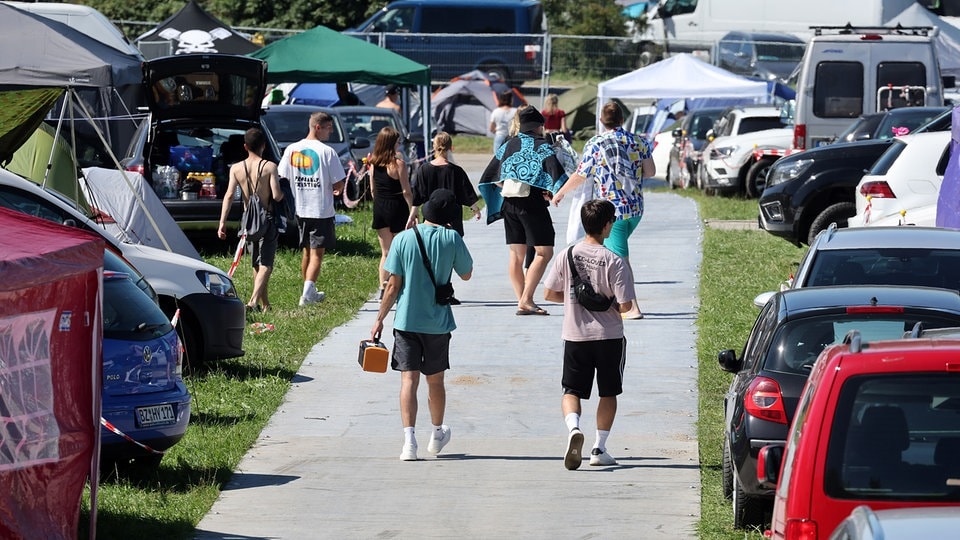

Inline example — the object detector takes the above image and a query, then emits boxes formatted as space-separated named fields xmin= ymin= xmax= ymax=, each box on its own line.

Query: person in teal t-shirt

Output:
xmin=371 ymin=189 xmax=474 ymax=462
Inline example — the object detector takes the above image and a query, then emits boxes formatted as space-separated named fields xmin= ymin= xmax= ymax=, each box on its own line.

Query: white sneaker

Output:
xmin=399 ymin=442 xmax=418 ymax=461
xmin=427 ymin=426 xmax=451 ymax=455
xmin=298 ymin=290 xmax=326 ymax=306
xmin=564 ymin=428 xmax=584 ymax=470
xmin=589 ymin=448 xmax=618 ymax=466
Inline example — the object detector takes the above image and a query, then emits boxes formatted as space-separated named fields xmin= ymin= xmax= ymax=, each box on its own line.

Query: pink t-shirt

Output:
xmin=543 ymin=242 xmax=636 ymax=342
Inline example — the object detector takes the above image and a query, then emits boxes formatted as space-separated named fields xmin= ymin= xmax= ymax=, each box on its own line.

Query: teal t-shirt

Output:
xmin=385 ymin=224 xmax=473 ymax=334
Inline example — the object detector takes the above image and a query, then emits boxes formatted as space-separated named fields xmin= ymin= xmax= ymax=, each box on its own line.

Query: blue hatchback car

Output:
xmin=100 ymin=269 xmax=191 ymax=467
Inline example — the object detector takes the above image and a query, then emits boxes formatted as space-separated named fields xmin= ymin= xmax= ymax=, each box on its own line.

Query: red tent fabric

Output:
xmin=0 ymin=206 xmax=103 ymax=540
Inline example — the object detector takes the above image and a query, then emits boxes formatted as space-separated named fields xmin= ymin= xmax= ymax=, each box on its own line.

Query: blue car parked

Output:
xmin=100 ymin=268 xmax=191 ymax=468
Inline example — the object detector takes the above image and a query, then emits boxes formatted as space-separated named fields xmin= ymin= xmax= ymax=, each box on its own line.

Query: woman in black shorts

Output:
xmin=370 ymin=126 xmax=412 ymax=295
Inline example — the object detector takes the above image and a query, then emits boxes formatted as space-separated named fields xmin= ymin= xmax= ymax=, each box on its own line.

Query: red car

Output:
xmin=760 ymin=330 xmax=960 ymax=539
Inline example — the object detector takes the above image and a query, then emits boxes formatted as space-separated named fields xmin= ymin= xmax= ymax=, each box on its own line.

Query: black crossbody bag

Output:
xmin=413 ymin=226 xmax=460 ymax=305
xmin=567 ymin=246 xmax=615 ymax=312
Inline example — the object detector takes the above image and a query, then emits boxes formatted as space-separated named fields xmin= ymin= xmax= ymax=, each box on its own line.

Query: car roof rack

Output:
xmin=909 ymin=326 xmax=960 ymax=339
xmin=810 ymin=24 xmax=935 ymax=37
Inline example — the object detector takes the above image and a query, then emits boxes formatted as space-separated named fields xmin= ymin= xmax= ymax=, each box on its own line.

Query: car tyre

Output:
xmin=745 ymin=158 xmax=775 ymax=198
xmin=732 ymin=466 xmax=766 ymax=529
xmin=806 ymin=202 xmax=856 ymax=246
xmin=722 ymin=439 xmax=734 ymax=500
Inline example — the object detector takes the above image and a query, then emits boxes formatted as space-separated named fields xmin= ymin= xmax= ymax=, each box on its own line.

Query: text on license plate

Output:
xmin=136 ymin=404 xmax=175 ymax=427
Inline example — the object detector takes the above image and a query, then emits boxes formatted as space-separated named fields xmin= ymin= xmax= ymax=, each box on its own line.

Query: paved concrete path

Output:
xmin=196 ymin=156 xmax=704 ymax=539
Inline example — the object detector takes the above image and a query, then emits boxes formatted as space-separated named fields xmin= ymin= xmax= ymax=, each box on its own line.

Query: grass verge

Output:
xmin=79 ymin=185 xmax=806 ymax=539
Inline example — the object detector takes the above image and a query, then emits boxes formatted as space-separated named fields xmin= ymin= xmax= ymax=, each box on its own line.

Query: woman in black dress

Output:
xmin=370 ymin=126 xmax=412 ymax=295
xmin=407 ymin=131 xmax=481 ymax=236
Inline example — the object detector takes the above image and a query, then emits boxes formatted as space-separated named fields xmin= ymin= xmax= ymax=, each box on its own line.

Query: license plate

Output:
xmin=136 ymin=404 xmax=175 ymax=427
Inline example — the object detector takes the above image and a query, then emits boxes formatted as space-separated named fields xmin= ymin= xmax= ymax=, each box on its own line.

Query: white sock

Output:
xmin=404 ymin=426 xmax=416 ymax=445
xmin=302 ymin=281 xmax=315 ymax=296
xmin=595 ymin=430 xmax=610 ymax=452
xmin=433 ymin=424 xmax=444 ymax=439
xmin=564 ymin=413 xmax=580 ymax=432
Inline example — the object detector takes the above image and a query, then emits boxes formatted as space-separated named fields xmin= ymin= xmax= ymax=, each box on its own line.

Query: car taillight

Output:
xmin=785 ymin=518 xmax=817 ymax=539
xmin=793 ymin=125 xmax=806 ymax=151
xmin=745 ymin=377 xmax=788 ymax=424
xmin=524 ymin=44 xmax=540 ymax=61
xmin=859 ymin=181 xmax=896 ymax=199
xmin=126 ymin=164 xmax=145 ymax=176
xmin=846 ymin=305 xmax=904 ymax=314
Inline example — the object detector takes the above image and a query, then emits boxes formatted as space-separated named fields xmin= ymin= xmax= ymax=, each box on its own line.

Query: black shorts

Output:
xmin=502 ymin=198 xmax=555 ymax=247
xmin=371 ymin=198 xmax=408 ymax=233
xmin=561 ymin=337 xmax=625 ymax=399
xmin=297 ymin=217 xmax=336 ymax=250
xmin=249 ymin=218 xmax=278 ymax=268
xmin=391 ymin=330 xmax=451 ymax=375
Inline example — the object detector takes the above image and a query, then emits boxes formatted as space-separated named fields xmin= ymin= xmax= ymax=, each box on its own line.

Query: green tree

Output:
xmin=543 ymin=0 xmax=641 ymax=77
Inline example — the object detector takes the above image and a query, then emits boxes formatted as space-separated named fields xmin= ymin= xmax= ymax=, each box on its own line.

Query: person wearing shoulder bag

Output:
xmin=371 ymin=189 xmax=474 ymax=461
xmin=218 ymin=127 xmax=284 ymax=312
xmin=542 ymin=199 xmax=637 ymax=470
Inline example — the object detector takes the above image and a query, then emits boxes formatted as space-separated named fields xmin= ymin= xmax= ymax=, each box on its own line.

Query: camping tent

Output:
xmin=597 ymin=53 xmax=771 ymax=107
xmin=0 ymin=3 xmax=145 ymax=155
xmin=135 ymin=0 xmax=260 ymax=60
xmin=0 ymin=206 xmax=102 ymax=540
xmin=432 ymin=70 xmax=526 ymax=136
xmin=250 ymin=25 xmax=433 ymax=153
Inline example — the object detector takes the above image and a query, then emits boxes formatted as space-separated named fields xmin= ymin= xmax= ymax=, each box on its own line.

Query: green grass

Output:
xmin=79 ymin=193 xmax=808 ymax=539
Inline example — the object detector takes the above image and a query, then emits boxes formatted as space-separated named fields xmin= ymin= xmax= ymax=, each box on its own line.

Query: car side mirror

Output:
xmin=757 ymin=444 xmax=784 ymax=488
xmin=351 ymin=138 xmax=371 ymax=149
xmin=718 ymin=349 xmax=742 ymax=373
xmin=753 ymin=291 xmax=774 ymax=308
xmin=706 ymin=129 xmax=715 ymax=141
xmin=672 ymin=128 xmax=683 ymax=138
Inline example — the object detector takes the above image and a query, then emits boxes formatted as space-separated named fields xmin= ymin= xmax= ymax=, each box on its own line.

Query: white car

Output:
xmin=0 ymin=169 xmax=245 ymax=365
xmin=830 ymin=505 xmax=960 ymax=540
xmin=848 ymin=131 xmax=950 ymax=228
xmin=698 ymin=105 xmax=787 ymax=196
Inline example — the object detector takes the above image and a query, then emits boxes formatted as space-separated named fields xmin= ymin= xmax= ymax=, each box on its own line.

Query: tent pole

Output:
xmin=69 ymin=88 xmax=175 ymax=254
xmin=43 ymin=91 xmax=71 ymax=191
xmin=421 ymin=84 xmax=431 ymax=164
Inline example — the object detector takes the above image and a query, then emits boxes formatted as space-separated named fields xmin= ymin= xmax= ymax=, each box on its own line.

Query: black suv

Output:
xmin=122 ymin=54 xmax=281 ymax=232
xmin=758 ymin=109 xmax=950 ymax=246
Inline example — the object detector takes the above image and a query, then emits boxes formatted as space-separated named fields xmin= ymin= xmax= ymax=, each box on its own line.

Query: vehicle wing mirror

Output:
xmin=706 ymin=129 xmax=715 ymax=141
xmin=672 ymin=128 xmax=683 ymax=138
xmin=757 ymin=444 xmax=784 ymax=488
xmin=753 ymin=291 xmax=774 ymax=309
xmin=352 ymin=138 xmax=371 ymax=149
xmin=717 ymin=349 xmax=741 ymax=373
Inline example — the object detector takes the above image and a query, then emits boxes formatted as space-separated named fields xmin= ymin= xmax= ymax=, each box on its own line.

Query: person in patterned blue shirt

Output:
xmin=553 ymin=101 xmax=655 ymax=320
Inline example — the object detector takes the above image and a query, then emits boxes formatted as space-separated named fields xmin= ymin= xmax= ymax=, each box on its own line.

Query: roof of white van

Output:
xmin=2 ymin=1 xmax=142 ymax=57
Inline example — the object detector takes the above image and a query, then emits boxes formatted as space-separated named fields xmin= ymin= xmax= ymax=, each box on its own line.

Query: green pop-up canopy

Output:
xmin=250 ymin=25 xmax=431 ymax=86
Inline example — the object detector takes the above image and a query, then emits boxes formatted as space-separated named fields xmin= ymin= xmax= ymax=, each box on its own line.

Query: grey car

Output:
xmin=261 ymin=103 xmax=370 ymax=173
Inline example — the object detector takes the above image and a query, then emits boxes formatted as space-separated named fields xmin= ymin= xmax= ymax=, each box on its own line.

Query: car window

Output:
xmin=777 ymin=368 xmax=818 ymax=498
xmin=263 ymin=112 xmax=345 ymax=144
xmin=814 ymin=62 xmax=864 ymax=118
xmin=824 ymin=373 xmax=960 ymax=500
xmin=876 ymin=62 xmax=928 ymax=109
xmin=422 ymin=7 xmax=515 ymax=33
xmin=867 ymin=139 xmax=907 ymax=175
xmin=756 ymin=42 xmax=804 ymax=62
xmin=0 ymin=185 xmax=79 ymax=225
xmin=741 ymin=300 xmax=777 ymax=372
xmin=767 ymin=315 xmax=960 ymax=374
xmin=340 ymin=113 xmax=400 ymax=142
xmin=369 ymin=7 xmax=415 ymax=33
xmin=738 ymin=117 xmax=786 ymax=134
xmin=805 ymin=248 xmax=960 ymax=290
xmin=875 ymin=110 xmax=945 ymax=140
xmin=102 ymin=272 xmax=173 ymax=341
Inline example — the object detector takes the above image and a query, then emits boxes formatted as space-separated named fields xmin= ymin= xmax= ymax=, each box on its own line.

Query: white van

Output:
xmin=2 ymin=1 xmax=141 ymax=56
xmin=635 ymin=0 xmax=923 ymax=65
xmin=792 ymin=25 xmax=944 ymax=150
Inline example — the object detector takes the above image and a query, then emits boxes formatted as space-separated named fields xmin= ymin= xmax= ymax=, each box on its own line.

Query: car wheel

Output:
xmin=174 ymin=304 xmax=203 ymax=371
xmin=722 ymin=439 xmax=734 ymax=500
xmin=480 ymin=63 xmax=510 ymax=85
xmin=133 ymin=454 xmax=164 ymax=469
xmin=680 ymin=159 xmax=695 ymax=189
xmin=732 ymin=466 xmax=767 ymax=529
xmin=638 ymin=42 xmax=659 ymax=67
xmin=745 ymin=158 xmax=775 ymax=198
xmin=666 ymin=163 xmax=677 ymax=189
xmin=806 ymin=202 xmax=857 ymax=246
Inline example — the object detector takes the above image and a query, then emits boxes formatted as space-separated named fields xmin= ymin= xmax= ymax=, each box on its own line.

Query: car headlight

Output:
xmin=767 ymin=158 xmax=814 ymax=187
xmin=714 ymin=145 xmax=739 ymax=158
xmin=198 ymin=270 xmax=238 ymax=298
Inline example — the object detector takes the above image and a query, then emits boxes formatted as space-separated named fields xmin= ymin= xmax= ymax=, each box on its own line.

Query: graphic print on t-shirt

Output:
xmin=289 ymin=148 xmax=321 ymax=176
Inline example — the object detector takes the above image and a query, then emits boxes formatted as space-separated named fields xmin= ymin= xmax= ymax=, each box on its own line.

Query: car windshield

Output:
xmin=765 ymin=314 xmax=960 ymax=374
xmin=338 ymin=113 xmax=400 ymax=142
xmin=875 ymin=110 xmax=946 ymax=140
xmin=824 ymin=374 xmax=960 ymax=501
xmin=805 ymin=248 xmax=960 ymax=290
xmin=262 ymin=112 xmax=345 ymax=144
xmin=103 ymin=273 xmax=173 ymax=341
xmin=755 ymin=42 xmax=805 ymax=62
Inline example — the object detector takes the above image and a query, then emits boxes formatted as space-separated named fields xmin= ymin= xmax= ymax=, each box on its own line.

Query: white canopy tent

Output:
xmin=596 ymin=53 xmax=772 ymax=129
